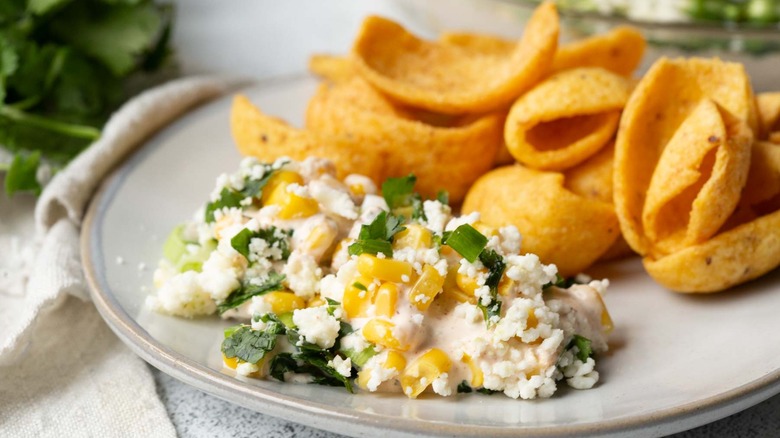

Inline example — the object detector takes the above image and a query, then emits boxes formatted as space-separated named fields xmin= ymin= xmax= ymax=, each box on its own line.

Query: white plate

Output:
xmin=82 ymin=75 xmax=780 ymax=438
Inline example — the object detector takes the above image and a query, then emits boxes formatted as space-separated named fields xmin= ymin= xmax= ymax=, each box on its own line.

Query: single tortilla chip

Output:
xmin=231 ymin=94 xmax=386 ymax=181
xmin=614 ymin=57 xmax=758 ymax=256
xmin=642 ymin=99 xmax=752 ymax=255
xmin=351 ymin=2 xmax=558 ymax=114
xmin=305 ymin=78 xmax=503 ymax=202
xmin=309 ymin=54 xmax=355 ymax=83
xmin=644 ymin=208 xmax=780 ymax=293
xmin=462 ymin=165 xmax=619 ymax=277
xmin=564 ymin=141 xmax=615 ymax=204
xmin=552 ymin=26 xmax=646 ymax=77
xmin=505 ymin=67 xmax=630 ymax=171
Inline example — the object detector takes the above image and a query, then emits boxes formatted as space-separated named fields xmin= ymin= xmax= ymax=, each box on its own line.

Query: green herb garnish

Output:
xmin=348 ymin=210 xmax=405 ymax=257
xmin=457 ymin=381 xmax=473 ymax=393
xmin=442 ymin=223 xmax=488 ymax=263
xmin=1 ymin=0 xmax=173 ymax=196
xmin=230 ymin=226 xmax=292 ymax=261
xmin=569 ymin=334 xmax=593 ymax=362
xmin=221 ymin=322 xmax=284 ymax=364
xmin=477 ymin=249 xmax=506 ymax=323
xmin=217 ymin=272 xmax=286 ymax=314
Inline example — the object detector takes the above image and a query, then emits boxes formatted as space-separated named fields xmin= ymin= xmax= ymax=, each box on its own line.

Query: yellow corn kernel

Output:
xmin=441 ymin=267 xmax=476 ymax=304
xmin=357 ymin=350 xmax=408 ymax=390
xmin=343 ymin=276 xmax=374 ymax=318
xmin=392 ymin=225 xmax=433 ymax=251
xmin=409 ymin=264 xmax=445 ymax=311
xmin=268 ymin=189 xmax=319 ymax=220
xmin=400 ymin=348 xmax=452 ymax=398
xmin=440 ymin=244 xmax=457 ymax=258
xmin=261 ymin=170 xmax=304 ymax=204
xmin=473 ymin=221 xmax=498 ymax=237
xmin=222 ymin=353 xmax=239 ymax=370
xmin=307 ymin=296 xmax=326 ymax=308
xmin=357 ymin=254 xmax=413 ymax=283
xmin=527 ymin=309 xmax=539 ymax=329
xmin=355 ymin=350 xmax=406 ymax=389
xmin=595 ymin=293 xmax=614 ymax=333
xmin=374 ymin=282 xmax=398 ymax=318
xmin=393 ymin=206 xmax=415 ymax=219
xmin=461 ymin=354 xmax=483 ymax=388
xmin=349 ymin=183 xmax=366 ymax=196
xmin=497 ymin=275 xmax=515 ymax=297
xmin=362 ymin=318 xmax=408 ymax=351
xmin=222 ymin=353 xmax=263 ymax=377
xmin=303 ymin=221 xmax=337 ymax=253
xmin=384 ymin=350 xmax=407 ymax=372
xmin=263 ymin=291 xmax=306 ymax=314
xmin=356 ymin=369 xmax=372 ymax=390
xmin=456 ymin=271 xmax=482 ymax=296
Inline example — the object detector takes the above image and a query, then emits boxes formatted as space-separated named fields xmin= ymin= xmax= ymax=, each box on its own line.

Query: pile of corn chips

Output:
xmin=230 ymin=1 xmax=780 ymax=293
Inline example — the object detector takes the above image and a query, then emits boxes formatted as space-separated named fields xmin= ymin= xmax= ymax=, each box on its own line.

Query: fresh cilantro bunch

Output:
xmin=0 ymin=0 xmax=173 ymax=196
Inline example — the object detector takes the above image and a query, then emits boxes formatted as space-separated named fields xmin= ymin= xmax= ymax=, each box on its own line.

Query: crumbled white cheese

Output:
xmin=445 ymin=211 xmax=480 ymax=232
xmin=148 ymin=271 xmax=216 ymax=317
xmin=328 ymin=355 xmax=353 ymax=377
xmin=309 ymin=179 xmax=358 ymax=220
xmin=431 ymin=373 xmax=452 ymax=396
xmin=283 ymin=251 xmax=322 ymax=299
xmin=505 ymin=254 xmax=557 ymax=296
xmin=235 ymin=361 xmax=261 ymax=377
xmin=292 ymin=306 xmax=341 ymax=349
xmin=422 ymin=200 xmax=451 ymax=235
xmin=199 ymin=251 xmax=241 ymax=302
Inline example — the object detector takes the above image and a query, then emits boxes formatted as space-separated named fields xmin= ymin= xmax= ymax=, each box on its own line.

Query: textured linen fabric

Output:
xmin=0 ymin=76 xmax=234 ymax=436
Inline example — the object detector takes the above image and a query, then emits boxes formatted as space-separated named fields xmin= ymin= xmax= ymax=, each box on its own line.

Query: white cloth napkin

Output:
xmin=0 ymin=76 xmax=235 ymax=436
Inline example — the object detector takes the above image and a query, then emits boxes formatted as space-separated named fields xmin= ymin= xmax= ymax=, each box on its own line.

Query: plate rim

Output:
xmin=81 ymin=74 xmax=780 ymax=438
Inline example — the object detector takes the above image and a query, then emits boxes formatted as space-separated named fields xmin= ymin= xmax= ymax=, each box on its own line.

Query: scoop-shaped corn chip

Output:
xmin=724 ymin=141 xmax=780 ymax=229
xmin=562 ymin=143 xmax=635 ymax=261
xmin=552 ymin=26 xmax=646 ymax=77
xmin=757 ymin=92 xmax=780 ymax=139
xmin=351 ymin=2 xmax=559 ymax=114
xmin=564 ymin=140 xmax=615 ymax=204
xmin=309 ymin=54 xmax=355 ymax=83
xmin=614 ymin=57 xmax=758 ymax=256
xmin=231 ymin=95 xmax=387 ymax=181
xmin=644 ymin=208 xmax=780 ymax=293
xmin=505 ymin=67 xmax=630 ymax=171
xmin=305 ymin=78 xmax=503 ymax=202
xmin=642 ymin=99 xmax=752 ymax=255
xmin=462 ymin=165 xmax=619 ymax=277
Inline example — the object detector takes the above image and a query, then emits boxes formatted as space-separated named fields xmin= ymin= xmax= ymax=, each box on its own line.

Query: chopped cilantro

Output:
xmin=352 ymin=282 xmax=367 ymax=291
xmin=477 ymin=249 xmax=506 ymax=324
xmin=217 ymin=272 xmax=285 ymax=314
xmin=476 ymin=387 xmax=499 ymax=395
xmin=443 ymin=223 xmax=488 ymax=263
xmin=348 ymin=211 xmax=406 ymax=257
xmin=221 ymin=323 xmax=284 ymax=364
xmin=543 ymin=274 xmax=579 ymax=290
xmin=204 ymin=188 xmax=244 ymax=223
xmin=457 ymin=381 xmax=473 ymax=393
xmin=1 ymin=0 xmax=173 ymax=196
xmin=230 ymin=226 xmax=292 ymax=261
xmin=569 ymin=334 xmax=593 ymax=362
xmin=436 ymin=190 xmax=449 ymax=206
xmin=382 ymin=174 xmax=417 ymax=209
xmin=4 ymin=150 xmax=41 ymax=196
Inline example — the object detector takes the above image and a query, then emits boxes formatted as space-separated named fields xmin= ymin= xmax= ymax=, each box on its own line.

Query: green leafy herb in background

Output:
xmin=0 ymin=0 xmax=173 ymax=196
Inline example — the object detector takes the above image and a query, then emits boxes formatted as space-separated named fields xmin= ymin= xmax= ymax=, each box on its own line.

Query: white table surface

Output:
xmin=153 ymin=1 xmax=780 ymax=436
